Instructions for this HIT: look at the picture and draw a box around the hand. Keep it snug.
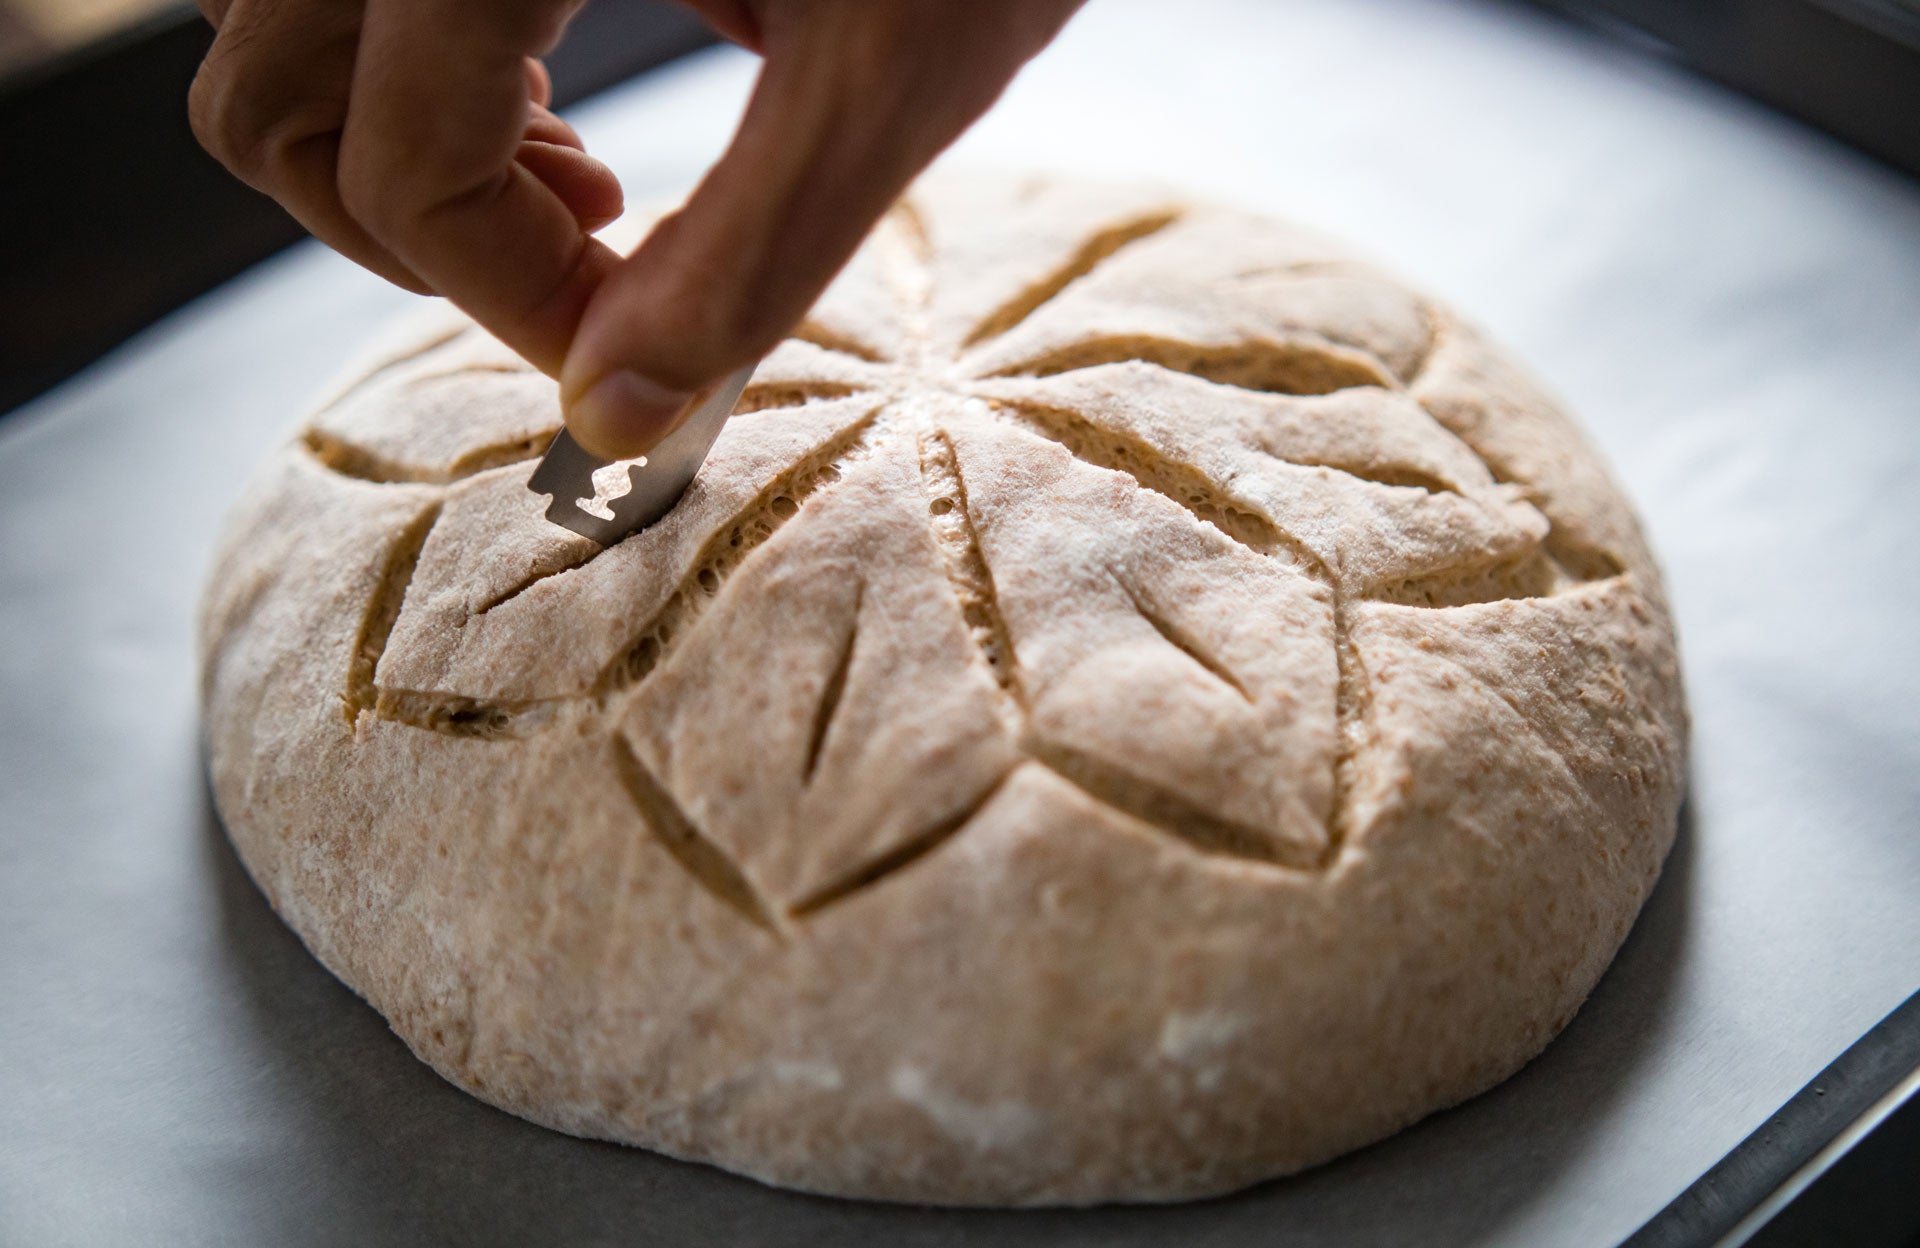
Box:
[189,0,1085,460]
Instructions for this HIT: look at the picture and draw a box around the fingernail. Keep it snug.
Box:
[566,370,697,461]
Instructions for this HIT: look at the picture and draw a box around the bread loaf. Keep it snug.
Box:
[200,175,1687,1204]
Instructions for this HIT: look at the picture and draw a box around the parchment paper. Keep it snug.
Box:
[4,1,1918,1244]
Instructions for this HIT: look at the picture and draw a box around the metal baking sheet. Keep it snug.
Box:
[3,1,1917,1243]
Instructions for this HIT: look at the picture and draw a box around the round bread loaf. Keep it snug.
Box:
[200,175,1687,1205]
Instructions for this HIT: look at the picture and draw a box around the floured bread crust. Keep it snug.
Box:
[200,175,1686,1205]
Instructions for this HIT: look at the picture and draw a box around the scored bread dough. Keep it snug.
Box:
[200,174,1687,1205]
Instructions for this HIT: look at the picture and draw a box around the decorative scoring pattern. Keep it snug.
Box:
[294,187,1622,928]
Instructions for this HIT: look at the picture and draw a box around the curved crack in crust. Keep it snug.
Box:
[982,370,1470,496]
[996,399,1302,563]
[1219,267,1438,388]
[1305,459,1457,496]
[303,426,557,486]
[1326,601,1361,868]
[343,501,442,726]
[1111,571,1254,704]
[788,765,1016,918]
[370,688,570,739]
[790,322,889,363]
[610,735,780,934]
[914,427,1026,710]
[1036,747,1320,872]
[1323,602,1371,871]
[1362,546,1566,609]
[1543,536,1626,584]
[962,210,1182,347]
[309,322,470,417]
[1328,602,1359,864]
[409,361,532,382]
[471,542,600,617]
[596,414,883,698]
[989,335,1396,396]
[804,584,862,783]
[734,381,865,414]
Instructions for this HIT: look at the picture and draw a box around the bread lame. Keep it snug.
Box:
[527,364,755,544]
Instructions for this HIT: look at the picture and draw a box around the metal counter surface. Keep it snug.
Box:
[3,1,1918,1244]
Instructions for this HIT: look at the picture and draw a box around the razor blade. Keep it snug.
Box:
[527,365,754,545]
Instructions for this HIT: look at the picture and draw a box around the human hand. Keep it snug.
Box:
[189,0,1086,460]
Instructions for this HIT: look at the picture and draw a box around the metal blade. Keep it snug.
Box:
[526,364,754,545]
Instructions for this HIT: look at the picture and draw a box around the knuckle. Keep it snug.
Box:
[335,154,415,240]
[186,63,253,172]
[190,43,338,187]
[335,126,482,244]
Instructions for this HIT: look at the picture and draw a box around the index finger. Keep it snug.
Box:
[341,0,615,375]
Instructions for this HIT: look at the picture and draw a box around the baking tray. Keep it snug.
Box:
[3,1,1918,1243]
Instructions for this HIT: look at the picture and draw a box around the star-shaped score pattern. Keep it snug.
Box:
[290,178,1622,929]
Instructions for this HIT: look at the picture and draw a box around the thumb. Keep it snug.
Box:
[559,5,1050,460]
